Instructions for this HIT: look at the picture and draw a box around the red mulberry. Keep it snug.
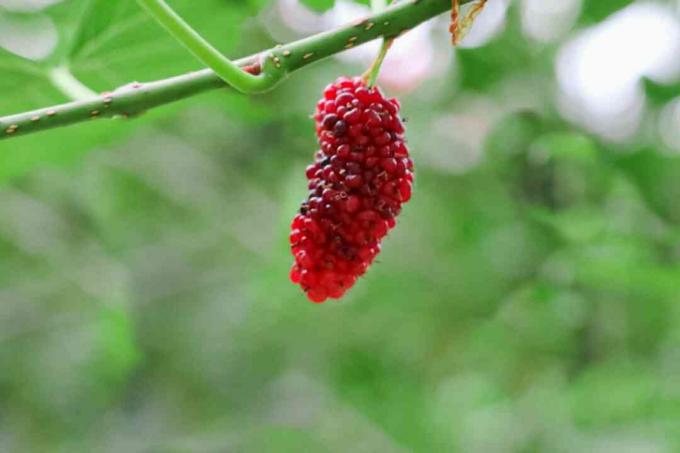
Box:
[289,76,413,303]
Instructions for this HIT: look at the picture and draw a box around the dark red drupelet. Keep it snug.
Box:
[289,76,413,303]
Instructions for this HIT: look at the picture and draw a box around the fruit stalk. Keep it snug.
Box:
[363,0,395,87]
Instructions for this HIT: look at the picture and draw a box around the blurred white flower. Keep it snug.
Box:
[521,0,582,43]
[273,0,509,92]
[275,0,441,91]
[556,3,680,141]
[275,0,327,35]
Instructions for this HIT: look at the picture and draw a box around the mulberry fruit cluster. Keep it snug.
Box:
[289,76,414,303]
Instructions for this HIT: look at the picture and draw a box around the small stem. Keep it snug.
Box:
[48,65,98,101]
[364,0,395,87]
[135,0,279,93]
[363,38,394,87]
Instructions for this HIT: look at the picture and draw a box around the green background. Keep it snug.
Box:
[1,0,680,451]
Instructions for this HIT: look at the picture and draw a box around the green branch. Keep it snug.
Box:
[0,0,469,141]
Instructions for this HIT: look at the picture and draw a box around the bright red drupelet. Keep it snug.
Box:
[289,76,413,303]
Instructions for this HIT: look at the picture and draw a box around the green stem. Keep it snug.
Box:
[48,65,98,101]
[0,0,473,140]
[365,0,394,87]
[365,38,394,87]
[135,0,278,93]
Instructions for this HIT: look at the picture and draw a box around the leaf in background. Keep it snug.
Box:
[66,0,259,87]
[0,49,62,114]
[579,0,635,24]
[643,76,680,106]
[92,304,141,396]
[69,0,134,59]
[0,0,266,186]
[616,147,680,225]
[456,15,535,92]
[485,111,544,159]
[0,7,63,113]
[300,0,335,13]
[0,0,89,114]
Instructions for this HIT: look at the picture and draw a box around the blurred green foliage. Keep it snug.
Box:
[1,0,680,451]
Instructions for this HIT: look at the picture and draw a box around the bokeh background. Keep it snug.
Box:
[2,0,680,451]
